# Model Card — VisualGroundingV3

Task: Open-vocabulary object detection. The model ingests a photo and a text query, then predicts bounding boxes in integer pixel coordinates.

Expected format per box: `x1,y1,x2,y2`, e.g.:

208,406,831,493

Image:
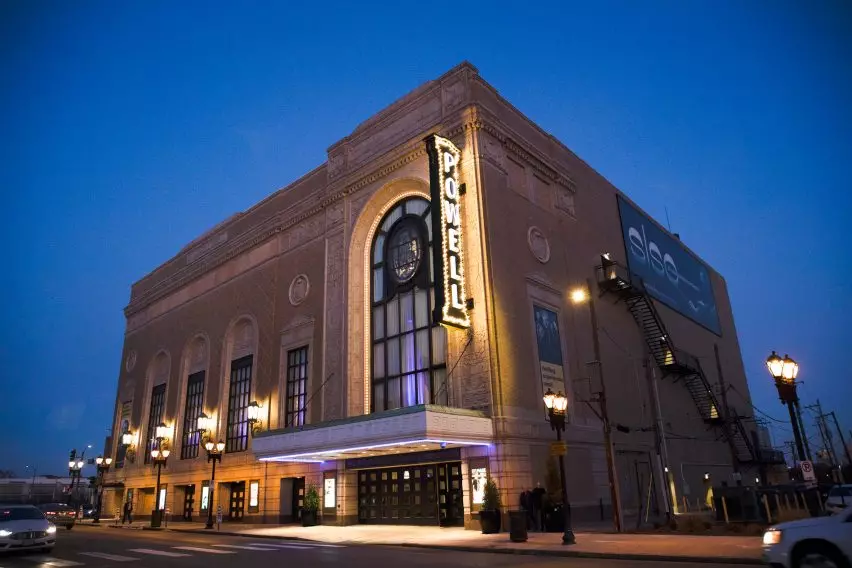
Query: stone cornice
465,106,577,192
124,109,574,320
124,142,432,318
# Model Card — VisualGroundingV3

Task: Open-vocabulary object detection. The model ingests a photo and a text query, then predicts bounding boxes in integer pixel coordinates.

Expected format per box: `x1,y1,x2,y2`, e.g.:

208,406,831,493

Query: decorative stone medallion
527,226,551,264
289,274,310,306
125,350,137,372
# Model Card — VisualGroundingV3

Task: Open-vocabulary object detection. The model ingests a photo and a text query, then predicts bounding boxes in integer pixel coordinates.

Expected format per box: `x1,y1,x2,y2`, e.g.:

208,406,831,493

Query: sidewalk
78,519,763,564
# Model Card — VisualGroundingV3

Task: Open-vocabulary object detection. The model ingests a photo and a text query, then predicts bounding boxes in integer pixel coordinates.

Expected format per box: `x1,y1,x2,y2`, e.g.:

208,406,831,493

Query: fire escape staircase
597,259,756,465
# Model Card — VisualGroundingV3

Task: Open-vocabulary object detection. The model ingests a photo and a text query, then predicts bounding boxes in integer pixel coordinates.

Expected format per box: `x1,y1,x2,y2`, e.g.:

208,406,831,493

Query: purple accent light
258,438,492,463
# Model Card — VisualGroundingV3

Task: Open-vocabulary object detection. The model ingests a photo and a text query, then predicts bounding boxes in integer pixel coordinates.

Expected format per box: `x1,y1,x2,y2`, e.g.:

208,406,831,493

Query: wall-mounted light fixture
247,401,262,436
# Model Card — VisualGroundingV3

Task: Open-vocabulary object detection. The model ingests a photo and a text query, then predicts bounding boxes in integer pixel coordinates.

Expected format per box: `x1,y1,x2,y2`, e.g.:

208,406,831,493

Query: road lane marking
173,546,235,554
80,552,138,562
213,544,279,550
247,542,313,549
128,548,190,557
24,557,84,566
250,541,343,548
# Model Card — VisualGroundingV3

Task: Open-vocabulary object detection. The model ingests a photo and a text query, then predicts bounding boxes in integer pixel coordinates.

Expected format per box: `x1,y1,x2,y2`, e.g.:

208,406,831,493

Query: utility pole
784,441,796,468
586,277,623,533
714,343,740,475
645,357,671,518
793,400,812,462
828,412,851,466
814,401,838,466
810,400,840,483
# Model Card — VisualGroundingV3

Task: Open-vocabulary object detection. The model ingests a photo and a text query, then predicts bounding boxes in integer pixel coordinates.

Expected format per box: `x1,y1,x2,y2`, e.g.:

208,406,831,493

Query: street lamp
150,423,170,529
766,351,810,463
93,456,112,523
203,440,225,530
570,279,624,532
543,389,575,545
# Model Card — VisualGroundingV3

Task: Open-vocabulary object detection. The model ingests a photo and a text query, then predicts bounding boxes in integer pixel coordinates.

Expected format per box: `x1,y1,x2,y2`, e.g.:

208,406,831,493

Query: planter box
301,510,318,527
479,510,501,534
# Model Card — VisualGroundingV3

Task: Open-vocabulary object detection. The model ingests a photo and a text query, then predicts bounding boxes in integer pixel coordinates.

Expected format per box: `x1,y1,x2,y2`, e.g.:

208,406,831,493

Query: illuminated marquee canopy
426,135,470,328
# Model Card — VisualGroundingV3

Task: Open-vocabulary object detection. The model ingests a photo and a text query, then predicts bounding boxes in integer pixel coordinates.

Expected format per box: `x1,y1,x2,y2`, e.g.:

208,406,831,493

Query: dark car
36,503,76,530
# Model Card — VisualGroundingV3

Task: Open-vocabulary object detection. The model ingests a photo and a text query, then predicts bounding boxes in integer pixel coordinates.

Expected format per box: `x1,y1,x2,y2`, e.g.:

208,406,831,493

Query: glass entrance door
357,461,461,525
292,477,305,522
437,463,463,526
182,485,195,521
229,482,245,521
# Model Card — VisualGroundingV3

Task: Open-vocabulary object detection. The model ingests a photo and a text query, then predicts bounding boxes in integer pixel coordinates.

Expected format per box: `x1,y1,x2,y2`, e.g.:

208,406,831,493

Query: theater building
102,62,768,528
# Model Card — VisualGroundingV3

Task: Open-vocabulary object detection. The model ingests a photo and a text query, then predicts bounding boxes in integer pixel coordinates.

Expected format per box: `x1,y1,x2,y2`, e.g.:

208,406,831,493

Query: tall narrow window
226,355,253,452
285,347,309,427
370,197,448,413
144,384,166,464
181,371,205,459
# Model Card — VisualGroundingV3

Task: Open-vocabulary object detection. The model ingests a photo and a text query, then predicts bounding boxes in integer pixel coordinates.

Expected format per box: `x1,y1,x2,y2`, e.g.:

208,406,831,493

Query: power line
728,384,788,424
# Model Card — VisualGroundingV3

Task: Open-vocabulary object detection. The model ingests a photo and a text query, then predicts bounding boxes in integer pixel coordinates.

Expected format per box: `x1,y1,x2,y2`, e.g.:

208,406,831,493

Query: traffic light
69,449,77,461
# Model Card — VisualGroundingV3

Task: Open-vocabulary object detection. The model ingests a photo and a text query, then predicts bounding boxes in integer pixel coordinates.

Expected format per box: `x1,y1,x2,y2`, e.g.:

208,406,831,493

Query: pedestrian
122,498,133,524
520,488,532,529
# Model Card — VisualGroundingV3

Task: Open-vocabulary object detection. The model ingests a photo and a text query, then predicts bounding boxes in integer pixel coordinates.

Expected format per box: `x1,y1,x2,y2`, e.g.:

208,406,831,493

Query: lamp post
93,456,112,523
150,423,170,529
203,439,225,530
542,389,575,545
570,280,624,533
766,351,808,463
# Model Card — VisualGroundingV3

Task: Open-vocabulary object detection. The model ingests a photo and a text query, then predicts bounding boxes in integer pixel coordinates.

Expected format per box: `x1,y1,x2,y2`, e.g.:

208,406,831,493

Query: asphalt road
0,527,759,568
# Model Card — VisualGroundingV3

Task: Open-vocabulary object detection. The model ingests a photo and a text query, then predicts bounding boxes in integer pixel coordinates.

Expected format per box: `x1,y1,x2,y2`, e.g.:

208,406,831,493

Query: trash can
509,510,528,543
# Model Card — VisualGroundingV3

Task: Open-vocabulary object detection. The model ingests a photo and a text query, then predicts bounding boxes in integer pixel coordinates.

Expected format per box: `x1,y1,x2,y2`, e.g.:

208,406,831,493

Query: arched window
371,196,447,412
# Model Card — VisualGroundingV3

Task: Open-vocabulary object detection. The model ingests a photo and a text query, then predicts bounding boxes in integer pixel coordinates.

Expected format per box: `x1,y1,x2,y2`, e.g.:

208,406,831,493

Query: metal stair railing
597,260,756,464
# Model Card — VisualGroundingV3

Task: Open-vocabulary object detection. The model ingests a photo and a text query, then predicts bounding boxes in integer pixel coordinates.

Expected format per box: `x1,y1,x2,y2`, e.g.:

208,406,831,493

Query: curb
396,542,762,565
170,528,761,565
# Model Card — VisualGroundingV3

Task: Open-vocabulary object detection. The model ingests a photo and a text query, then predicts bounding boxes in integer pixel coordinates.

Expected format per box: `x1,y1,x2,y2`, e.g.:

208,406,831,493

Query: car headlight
0,529,12,537
763,529,783,545
47,525,57,534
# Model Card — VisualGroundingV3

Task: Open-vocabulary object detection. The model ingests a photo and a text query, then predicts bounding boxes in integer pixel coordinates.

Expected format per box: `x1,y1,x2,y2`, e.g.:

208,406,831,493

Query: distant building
103,62,770,527
0,477,79,505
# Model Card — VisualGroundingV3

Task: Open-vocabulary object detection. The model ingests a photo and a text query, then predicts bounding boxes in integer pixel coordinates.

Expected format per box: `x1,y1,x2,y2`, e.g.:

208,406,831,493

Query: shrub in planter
302,485,320,527
479,477,502,534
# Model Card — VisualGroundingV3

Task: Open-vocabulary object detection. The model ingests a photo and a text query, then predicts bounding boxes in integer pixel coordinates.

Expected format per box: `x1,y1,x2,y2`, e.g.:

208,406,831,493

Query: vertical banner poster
534,306,565,395
114,401,132,468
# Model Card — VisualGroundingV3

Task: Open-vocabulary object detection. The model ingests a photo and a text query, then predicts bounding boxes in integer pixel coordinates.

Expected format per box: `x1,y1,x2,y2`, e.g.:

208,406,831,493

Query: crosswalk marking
128,548,190,557
79,552,138,562
213,544,279,551
249,541,343,548
246,542,312,549
173,546,235,554
24,557,84,566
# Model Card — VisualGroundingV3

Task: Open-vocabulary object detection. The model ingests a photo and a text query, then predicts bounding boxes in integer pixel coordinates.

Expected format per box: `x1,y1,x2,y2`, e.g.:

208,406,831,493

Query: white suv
763,504,852,568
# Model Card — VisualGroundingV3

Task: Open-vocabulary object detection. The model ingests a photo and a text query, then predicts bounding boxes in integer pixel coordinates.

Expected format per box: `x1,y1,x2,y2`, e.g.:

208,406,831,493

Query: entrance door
229,482,245,521
278,477,305,523
437,462,463,527
183,485,195,521
358,463,458,525
292,477,305,522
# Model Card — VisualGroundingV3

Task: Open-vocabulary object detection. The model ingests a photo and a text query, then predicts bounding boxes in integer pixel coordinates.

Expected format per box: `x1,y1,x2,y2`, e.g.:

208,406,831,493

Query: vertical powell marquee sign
426,134,471,328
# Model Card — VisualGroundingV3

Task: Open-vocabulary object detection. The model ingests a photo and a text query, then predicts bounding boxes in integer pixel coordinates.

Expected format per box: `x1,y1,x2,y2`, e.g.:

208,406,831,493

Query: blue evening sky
2,1,850,475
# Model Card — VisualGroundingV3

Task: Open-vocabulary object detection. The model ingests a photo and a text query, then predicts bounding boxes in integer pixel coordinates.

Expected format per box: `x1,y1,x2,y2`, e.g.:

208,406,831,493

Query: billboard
617,196,721,335
533,305,566,395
